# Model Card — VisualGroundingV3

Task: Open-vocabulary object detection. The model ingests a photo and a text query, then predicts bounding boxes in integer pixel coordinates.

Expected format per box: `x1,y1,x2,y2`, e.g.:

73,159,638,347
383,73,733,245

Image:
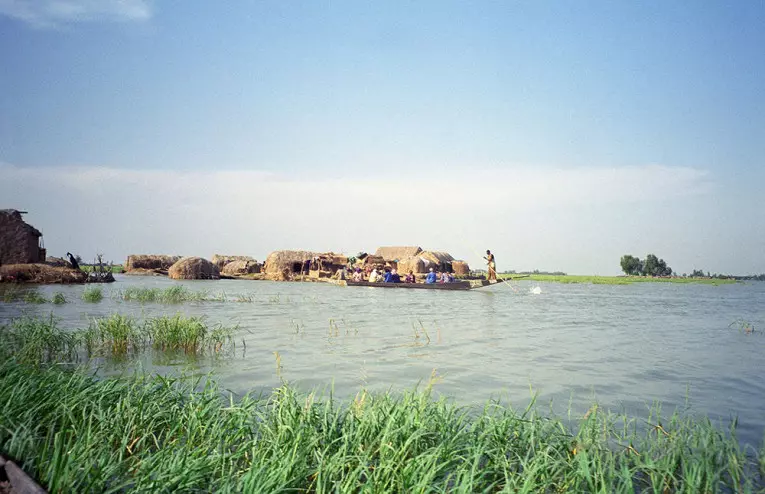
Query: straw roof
374,246,422,261
211,254,256,269
221,259,261,276
168,257,220,280
452,260,470,275
125,255,181,271
397,256,426,274
263,250,320,275
419,251,455,265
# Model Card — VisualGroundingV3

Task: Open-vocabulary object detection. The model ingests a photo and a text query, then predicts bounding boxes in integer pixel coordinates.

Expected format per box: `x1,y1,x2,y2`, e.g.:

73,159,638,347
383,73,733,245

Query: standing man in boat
484,250,496,281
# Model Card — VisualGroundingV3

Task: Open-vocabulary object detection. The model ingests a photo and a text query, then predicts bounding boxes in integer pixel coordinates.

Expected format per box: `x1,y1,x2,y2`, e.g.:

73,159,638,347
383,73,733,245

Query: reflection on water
1,276,764,444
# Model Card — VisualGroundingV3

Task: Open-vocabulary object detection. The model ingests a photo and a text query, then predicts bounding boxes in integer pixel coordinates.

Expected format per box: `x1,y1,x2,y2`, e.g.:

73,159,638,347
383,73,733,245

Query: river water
1,276,764,445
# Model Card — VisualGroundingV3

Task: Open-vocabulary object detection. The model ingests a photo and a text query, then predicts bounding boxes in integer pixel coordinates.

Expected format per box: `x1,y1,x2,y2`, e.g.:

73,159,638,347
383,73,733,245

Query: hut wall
397,256,426,274
211,254,257,269
168,257,220,280
452,261,470,275
0,210,43,265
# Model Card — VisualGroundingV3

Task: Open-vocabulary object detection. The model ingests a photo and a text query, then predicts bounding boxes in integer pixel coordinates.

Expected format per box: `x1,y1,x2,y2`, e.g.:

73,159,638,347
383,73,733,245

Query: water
2,276,764,444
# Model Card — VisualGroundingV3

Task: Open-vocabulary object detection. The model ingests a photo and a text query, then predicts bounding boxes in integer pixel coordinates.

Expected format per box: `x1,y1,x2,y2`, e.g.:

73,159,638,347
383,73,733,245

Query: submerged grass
51,292,67,304
0,361,762,493
117,285,219,304
81,286,104,303
0,314,236,363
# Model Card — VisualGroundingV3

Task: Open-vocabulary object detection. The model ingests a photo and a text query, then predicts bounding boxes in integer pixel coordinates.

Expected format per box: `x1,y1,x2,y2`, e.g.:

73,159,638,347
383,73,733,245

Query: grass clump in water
23,290,48,304
0,363,762,493
0,316,79,365
147,314,234,353
81,286,103,303
51,292,67,304
119,285,212,303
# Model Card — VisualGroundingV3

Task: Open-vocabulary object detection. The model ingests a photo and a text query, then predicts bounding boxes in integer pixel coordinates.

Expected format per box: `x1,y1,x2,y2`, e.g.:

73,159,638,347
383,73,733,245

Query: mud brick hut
0,209,46,265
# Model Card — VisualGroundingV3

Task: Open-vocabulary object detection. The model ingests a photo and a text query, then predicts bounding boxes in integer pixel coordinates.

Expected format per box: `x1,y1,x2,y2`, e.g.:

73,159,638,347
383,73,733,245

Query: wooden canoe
343,279,505,290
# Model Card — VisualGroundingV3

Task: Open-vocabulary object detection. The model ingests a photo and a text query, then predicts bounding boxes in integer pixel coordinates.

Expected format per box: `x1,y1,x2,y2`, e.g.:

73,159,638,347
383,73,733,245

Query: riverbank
0,361,762,493
501,274,739,285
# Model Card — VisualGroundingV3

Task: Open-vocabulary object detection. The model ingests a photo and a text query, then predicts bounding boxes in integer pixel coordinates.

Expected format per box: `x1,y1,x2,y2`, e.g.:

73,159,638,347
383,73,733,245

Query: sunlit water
2,276,764,444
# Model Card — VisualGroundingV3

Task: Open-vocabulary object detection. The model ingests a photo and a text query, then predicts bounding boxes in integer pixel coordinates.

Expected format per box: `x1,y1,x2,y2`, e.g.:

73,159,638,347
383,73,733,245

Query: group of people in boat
336,265,458,284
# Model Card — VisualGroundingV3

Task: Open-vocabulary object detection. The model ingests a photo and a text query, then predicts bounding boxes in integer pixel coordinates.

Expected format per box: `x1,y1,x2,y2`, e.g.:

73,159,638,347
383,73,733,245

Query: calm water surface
1,276,764,444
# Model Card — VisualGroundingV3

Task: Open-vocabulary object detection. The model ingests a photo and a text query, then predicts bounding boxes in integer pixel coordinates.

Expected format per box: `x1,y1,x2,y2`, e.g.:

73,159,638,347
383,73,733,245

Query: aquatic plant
22,290,48,304
0,362,761,493
81,286,103,303
51,292,67,304
0,315,78,365
118,285,216,304
81,314,144,355
146,314,233,353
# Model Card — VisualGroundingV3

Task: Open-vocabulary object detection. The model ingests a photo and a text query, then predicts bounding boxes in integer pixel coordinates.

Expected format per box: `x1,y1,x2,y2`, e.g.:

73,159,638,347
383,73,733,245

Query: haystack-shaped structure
125,255,181,272
395,250,457,274
374,246,422,262
451,260,470,276
0,209,45,265
211,254,258,270
168,257,220,280
263,250,320,276
221,259,261,276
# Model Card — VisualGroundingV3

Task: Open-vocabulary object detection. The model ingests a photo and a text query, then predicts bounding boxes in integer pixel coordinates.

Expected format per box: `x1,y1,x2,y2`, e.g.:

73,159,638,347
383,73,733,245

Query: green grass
117,285,218,304
1,315,236,363
0,362,761,493
501,274,738,286
81,286,104,302
22,290,48,304
51,292,67,304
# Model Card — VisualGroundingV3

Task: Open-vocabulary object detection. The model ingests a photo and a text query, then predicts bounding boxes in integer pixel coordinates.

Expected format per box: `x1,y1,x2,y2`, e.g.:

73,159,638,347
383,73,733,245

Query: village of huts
1,209,471,284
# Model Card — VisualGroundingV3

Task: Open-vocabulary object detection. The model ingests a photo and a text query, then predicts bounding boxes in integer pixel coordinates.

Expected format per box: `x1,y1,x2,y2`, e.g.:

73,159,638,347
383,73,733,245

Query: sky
1,1,763,274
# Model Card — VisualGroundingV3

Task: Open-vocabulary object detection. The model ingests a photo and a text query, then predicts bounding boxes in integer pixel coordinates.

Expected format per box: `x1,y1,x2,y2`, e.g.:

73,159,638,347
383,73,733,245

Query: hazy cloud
0,0,151,27
4,162,747,275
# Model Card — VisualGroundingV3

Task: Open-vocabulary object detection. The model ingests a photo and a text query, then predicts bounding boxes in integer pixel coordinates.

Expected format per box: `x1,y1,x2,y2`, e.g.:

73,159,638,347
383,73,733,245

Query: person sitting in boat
388,269,402,283
383,267,392,283
440,271,450,283
404,270,415,283
425,268,437,284
447,271,455,283
334,266,347,280
352,268,363,282
369,268,380,283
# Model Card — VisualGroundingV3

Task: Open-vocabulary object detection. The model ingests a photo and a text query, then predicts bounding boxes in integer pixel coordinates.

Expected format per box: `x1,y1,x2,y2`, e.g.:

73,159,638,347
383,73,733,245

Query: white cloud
6,162,757,275
0,0,151,27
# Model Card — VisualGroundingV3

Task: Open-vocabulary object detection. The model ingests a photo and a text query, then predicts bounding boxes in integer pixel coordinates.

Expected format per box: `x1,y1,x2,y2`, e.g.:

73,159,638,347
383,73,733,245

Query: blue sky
1,1,763,274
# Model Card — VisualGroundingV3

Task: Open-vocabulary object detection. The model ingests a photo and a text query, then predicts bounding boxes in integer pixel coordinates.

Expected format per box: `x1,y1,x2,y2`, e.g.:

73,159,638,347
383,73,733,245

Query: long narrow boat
343,279,505,291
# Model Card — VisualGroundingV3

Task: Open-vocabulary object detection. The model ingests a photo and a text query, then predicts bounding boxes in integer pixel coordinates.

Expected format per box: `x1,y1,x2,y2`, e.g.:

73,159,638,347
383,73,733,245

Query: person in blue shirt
389,269,402,283
383,267,392,283
425,268,437,284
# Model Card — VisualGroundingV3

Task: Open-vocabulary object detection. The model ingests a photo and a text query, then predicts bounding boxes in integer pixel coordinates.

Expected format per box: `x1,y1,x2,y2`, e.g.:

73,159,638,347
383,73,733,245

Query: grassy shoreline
1,362,763,493
1,316,763,492
500,274,739,285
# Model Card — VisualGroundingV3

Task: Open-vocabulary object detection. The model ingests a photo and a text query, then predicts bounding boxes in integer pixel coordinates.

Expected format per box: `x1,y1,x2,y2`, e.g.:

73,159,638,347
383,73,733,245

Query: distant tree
690,269,705,278
620,255,642,275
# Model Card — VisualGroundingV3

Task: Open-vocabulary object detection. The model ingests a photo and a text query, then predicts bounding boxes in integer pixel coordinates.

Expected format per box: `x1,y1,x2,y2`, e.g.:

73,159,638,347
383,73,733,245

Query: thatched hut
419,251,454,271
0,209,45,265
452,260,470,276
168,257,220,280
396,256,425,275
374,246,422,262
125,255,181,272
263,250,319,276
211,254,257,270
221,259,261,276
